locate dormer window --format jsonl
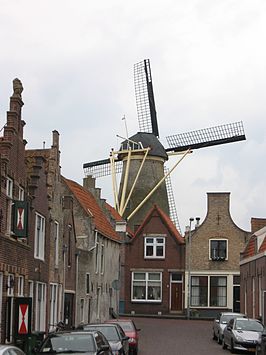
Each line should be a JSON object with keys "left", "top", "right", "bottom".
{"left": 210, "top": 239, "right": 227, "bottom": 261}
{"left": 144, "top": 236, "right": 165, "bottom": 259}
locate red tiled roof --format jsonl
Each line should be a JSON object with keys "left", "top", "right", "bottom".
{"left": 63, "top": 178, "right": 121, "bottom": 243}
{"left": 134, "top": 204, "right": 184, "bottom": 244}
{"left": 242, "top": 235, "right": 256, "bottom": 258}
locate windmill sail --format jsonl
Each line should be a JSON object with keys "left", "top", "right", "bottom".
{"left": 134, "top": 59, "right": 159, "bottom": 137}
{"left": 166, "top": 121, "right": 245, "bottom": 152}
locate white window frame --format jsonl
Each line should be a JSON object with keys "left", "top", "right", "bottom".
{"left": 100, "top": 243, "right": 105, "bottom": 274}
{"left": 18, "top": 186, "right": 24, "bottom": 201}
{"left": 49, "top": 283, "right": 58, "bottom": 331}
{"left": 6, "top": 177, "right": 13, "bottom": 198}
{"left": 28, "top": 280, "right": 34, "bottom": 298}
{"left": 54, "top": 221, "right": 59, "bottom": 268}
{"left": 7, "top": 274, "right": 15, "bottom": 297}
{"left": 144, "top": 236, "right": 165, "bottom": 259}
{"left": 209, "top": 239, "right": 228, "bottom": 261}
{"left": 34, "top": 213, "right": 45, "bottom": 260}
{"left": 95, "top": 237, "right": 100, "bottom": 274}
{"left": 18, "top": 275, "right": 24, "bottom": 296}
{"left": 35, "top": 282, "right": 46, "bottom": 331}
{"left": 131, "top": 271, "right": 162, "bottom": 302}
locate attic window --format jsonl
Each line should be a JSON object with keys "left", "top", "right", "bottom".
{"left": 144, "top": 236, "right": 165, "bottom": 259}
{"left": 209, "top": 239, "right": 227, "bottom": 261}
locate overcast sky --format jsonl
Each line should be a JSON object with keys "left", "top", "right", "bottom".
{"left": 1, "top": 0, "right": 265, "bottom": 233}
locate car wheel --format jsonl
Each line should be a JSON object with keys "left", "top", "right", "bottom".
{"left": 222, "top": 338, "right": 227, "bottom": 350}
{"left": 230, "top": 339, "right": 236, "bottom": 353}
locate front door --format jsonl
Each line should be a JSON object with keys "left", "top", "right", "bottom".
{"left": 233, "top": 285, "right": 240, "bottom": 313}
{"left": 170, "top": 273, "right": 183, "bottom": 311}
{"left": 64, "top": 293, "right": 74, "bottom": 329}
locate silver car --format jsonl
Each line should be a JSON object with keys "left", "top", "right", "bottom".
{"left": 223, "top": 317, "right": 264, "bottom": 353}
{"left": 213, "top": 312, "right": 246, "bottom": 344}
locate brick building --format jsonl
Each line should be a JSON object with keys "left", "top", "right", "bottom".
{"left": 185, "top": 192, "right": 251, "bottom": 318}
{"left": 0, "top": 79, "right": 51, "bottom": 342}
{"left": 240, "top": 218, "right": 266, "bottom": 323}
{"left": 124, "top": 204, "right": 185, "bottom": 315}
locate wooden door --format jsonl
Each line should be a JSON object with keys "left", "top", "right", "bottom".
{"left": 171, "top": 283, "right": 182, "bottom": 311}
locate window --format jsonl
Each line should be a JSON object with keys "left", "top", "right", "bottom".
{"left": 6, "top": 177, "right": 13, "bottom": 235}
{"left": 28, "top": 281, "right": 34, "bottom": 298}
{"left": 210, "top": 239, "right": 227, "bottom": 260}
{"left": 100, "top": 244, "right": 105, "bottom": 274}
{"left": 95, "top": 235, "right": 99, "bottom": 273}
{"left": 54, "top": 221, "right": 59, "bottom": 268}
{"left": 132, "top": 272, "right": 162, "bottom": 302}
{"left": 35, "top": 282, "right": 46, "bottom": 331}
{"left": 6, "top": 177, "right": 13, "bottom": 198}
{"left": 34, "top": 213, "right": 45, "bottom": 260}
{"left": 49, "top": 284, "right": 58, "bottom": 331}
{"left": 80, "top": 298, "right": 85, "bottom": 323}
{"left": 144, "top": 236, "right": 165, "bottom": 259}
{"left": 18, "top": 275, "right": 24, "bottom": 296}
{"left": 191, "top": 276, "right": 208, "bottom": 307}
{"left": 18, "top": 186, "right": 24, "bottom": 201}
{"left": 7, "top": 274, "right": 15, "bottom": 297}
{"left": 191, "top": 275, "right": 227, "bottom": 307}
{"left": 86, "top": 273, "right": 90, "bottom": 294}
{"left": 210, "top": 277, "right": 227, "bottom": 306}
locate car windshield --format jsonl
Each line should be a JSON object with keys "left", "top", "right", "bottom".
{"left": 85, "top": 326, "right": 119, "bottom": 341}
{"left": 40, "top": 333, "right": 96, "bottom": 353}
{"left": 117, "top": 322, "right": 134, "bottom": 332}
{"left": 234, "top": 320, "right": 264, "bottom": 332}
{"left": 221, "top": 315, "right": 242, "bottom": 324}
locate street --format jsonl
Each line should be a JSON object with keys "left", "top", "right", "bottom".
{"left": 133, "top": 317, "right": 241, "bottom": 355}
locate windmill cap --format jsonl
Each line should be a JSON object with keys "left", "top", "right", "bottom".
{"left": 120, "top": 132, "right": 168, "bottom": 160}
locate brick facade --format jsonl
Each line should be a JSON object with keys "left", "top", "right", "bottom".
{"left": 124, "top": 205, "right": 185, "bottom": 315}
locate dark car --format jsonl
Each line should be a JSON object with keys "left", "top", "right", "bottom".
{"left": 78, "top": 323, "right": 129, "bottom": 355}
{"left": 106, "top": 319, "right": 140, "bottom": 354}
{"left": 223, "top": 317, "right": 264, "bottom": 353}
{"left": 34, "top": 330, "right": 113, "bottom": 354}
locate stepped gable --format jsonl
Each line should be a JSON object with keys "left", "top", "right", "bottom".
{"left": 134, "top": 204, "right": 184, "bottom": 244}
{"left": 64, "top": 177, "right": 121, "bottom": 243}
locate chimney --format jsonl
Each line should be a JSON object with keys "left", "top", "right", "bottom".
{"left": 251, "top": 218, "right": 266, "bottom": 233}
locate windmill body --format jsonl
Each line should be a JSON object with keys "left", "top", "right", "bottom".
{"left": 118, "top": 132, "right": 169, "bottom": 230}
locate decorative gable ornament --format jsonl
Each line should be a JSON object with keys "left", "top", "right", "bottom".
{"left": 12, "top": 200, "right": 28, "bottom": 237}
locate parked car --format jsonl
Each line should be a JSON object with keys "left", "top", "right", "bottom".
{"left": 0, "top": 345, "right": 25, "bottom": 355}
{"left": 77, "top": 323, "right": 129, "bottom": 355}
{"left": 213, "top": 312, "right": 246, "bottom": 344}
{"left": 106, "top": 318, "right": 140, "bottom": 354}
{"left": 256, "top": 328, "right": 266, "bottom": 354}
{"left": 34, "top": 330, "right": 113, "bottom": 354}
{"left": 223, "top": 317, "right": 264, "bottom": 353}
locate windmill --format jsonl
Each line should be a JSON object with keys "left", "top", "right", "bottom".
{"left": 83, "top": 59, "right": 245, "bottom": 232}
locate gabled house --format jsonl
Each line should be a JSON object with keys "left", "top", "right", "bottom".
{"left": 27, "top": 131, "right": 77, "bottom": 331}
{"left": 62, "top": 177, "right": 122, "bottom": 324}
{"left": 185, "top": 192, "right": 250, "bottom": 318}
{"left": 123, "top": 204, "right": 185, "bottom": 315}
{"left": 0, "top": 79, "right": 52, "bottom": 342}
{"left": 240, "top": 218, "right": 266, "bottom": 323}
